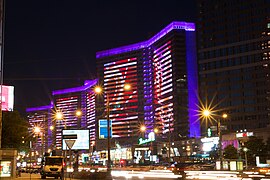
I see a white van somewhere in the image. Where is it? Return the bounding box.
[40,156,64,179]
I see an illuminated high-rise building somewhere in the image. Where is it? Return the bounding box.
[27,79,97,151]
[26,105,53,154]
[51,79,97,149]
[197,0,270,132]
[96,21,199,148]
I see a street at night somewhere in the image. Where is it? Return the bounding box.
[1,0,270,179]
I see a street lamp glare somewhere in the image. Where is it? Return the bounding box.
[124,84,131,91]
[202,109,211,117]
[94,86,102,94]
[222,113,228,119]
[55,111,63,120]
[154,128,158,133]
[50,126,54,130]
[34,126,41,134]
[140,125,146,132]
[75,110,82,117]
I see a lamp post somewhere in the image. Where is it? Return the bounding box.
[34,126,44,158]
[243,147,248,170]
[95,86,112,173]
[94,86,112,177]
[140,125,158,163]
[75,109,82,128]
[140,125,146,136]
[202,109,227,170]
[94,84,130,178]
[74,109,82,172]
[56,111,66,129]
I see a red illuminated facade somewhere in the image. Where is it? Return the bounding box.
[52,80,97,149]
[96,21,199,149]
[27,79,97,151]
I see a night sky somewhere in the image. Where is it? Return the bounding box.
[3,0,196,114]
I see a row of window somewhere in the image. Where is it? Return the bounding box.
[199,42,261,60]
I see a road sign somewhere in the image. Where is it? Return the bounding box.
[65,140,76,149]
[99,119,112,139]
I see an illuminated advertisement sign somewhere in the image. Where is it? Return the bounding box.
[0,161,11,177]
[99,119,112,139]
[62,130,89,150]
[138,132,155,145]
[201,137,219,152]
[1,85,14,111]
[236,132,253,138]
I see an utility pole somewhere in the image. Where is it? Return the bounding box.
[106,94,111,179]
[0,0,5,149]
[218,119,223,170]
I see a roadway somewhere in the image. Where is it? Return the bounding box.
[15,170,270,180]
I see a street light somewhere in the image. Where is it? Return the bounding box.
[34,126,45,157]
[74,109,82,172]
[94,84,131,178]
[202,109,228,170]
[139,125,158,163]
[140,125,146,133]
[75,109,82,129]
[243,147,248,170]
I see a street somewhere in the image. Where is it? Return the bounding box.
[14,170,270,180]
[15,171,182,180]
[16,173,79,180]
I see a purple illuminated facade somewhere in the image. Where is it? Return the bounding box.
[26,104,53,153]
[52,79,97,149]
[26,79,98,151]
[96,21,200,147]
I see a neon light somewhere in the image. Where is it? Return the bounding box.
[26,105,53,112]
[138,132,155,145]
[104,57,137,67]
[186,31,200,137]
[52,79,98,95]
[104,61,137,70]
[97,21,200,138]
[96,21,195,58]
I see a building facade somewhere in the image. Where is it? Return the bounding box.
[27,79,97,152]
[52,79,97,149]
[197,0,270,132]
[96,21,200,149]
[26,105,53,155]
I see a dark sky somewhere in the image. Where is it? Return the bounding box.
[3,0,196,114]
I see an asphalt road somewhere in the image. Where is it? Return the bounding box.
[16,172,182,180]
[16,173,79,180]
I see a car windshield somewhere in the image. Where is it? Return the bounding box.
[45,157,62,166]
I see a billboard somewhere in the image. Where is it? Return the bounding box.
[201,137,219,152]
[99,119,112,139]
[1,85,14,111]
[62,129,89,150]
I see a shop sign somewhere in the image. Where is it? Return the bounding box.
[138,132,155,145]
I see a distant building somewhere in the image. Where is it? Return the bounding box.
[26,105,52,154]
[197,0,270,132]
[27,79,97,152]
[96,21,200,150]
[52,79,97,149]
